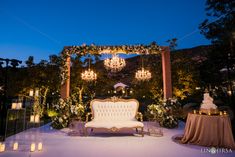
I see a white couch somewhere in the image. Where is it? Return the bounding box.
[85,98,144,136]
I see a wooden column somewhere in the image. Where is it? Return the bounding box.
[161,47,172,99]
[60,56,71,99]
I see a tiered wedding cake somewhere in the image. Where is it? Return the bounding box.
[200,92,218,114]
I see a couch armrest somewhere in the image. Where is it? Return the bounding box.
[136,112,143,122]
[86,112,92,123]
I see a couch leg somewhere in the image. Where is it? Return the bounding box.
[84,128,88,136]
[141,127,144,137]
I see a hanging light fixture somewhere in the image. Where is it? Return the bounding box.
[81,57,97,81]
[104,54,126,72]
[135,56,151,81]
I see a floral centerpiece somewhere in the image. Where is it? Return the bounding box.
[146,98,182,128]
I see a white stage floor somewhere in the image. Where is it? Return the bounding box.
[0,122,234,157]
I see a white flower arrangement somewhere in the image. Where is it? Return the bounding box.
[146,98,182,128]
[51,97,85,129]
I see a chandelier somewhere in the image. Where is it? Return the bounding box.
[135,68,151,81]
[135,56,151,81]
[104,54,126,72]
[81,58,97,81]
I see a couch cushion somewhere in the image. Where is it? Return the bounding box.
[91,100,138,121]
[85,120,144,129]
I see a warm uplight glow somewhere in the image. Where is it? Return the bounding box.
[104,54,126,72]
[135,68,151,81]
[81,69,97,81]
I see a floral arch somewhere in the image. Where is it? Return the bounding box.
[60,42,172,99]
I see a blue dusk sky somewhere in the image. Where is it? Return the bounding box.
[0,0,211,63]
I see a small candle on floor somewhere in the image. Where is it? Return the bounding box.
[199,111,202,115]
[38,142,43,151]
[193,110,196,114]
[13,142,18,151]
[208,112,211,116]
[30,143,36,152]
[0,144,5,152]
[224,111,227,115]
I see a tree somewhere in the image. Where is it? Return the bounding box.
[199,0,235,106]
[166,38,178,51]
[199,0,234,44]
[25,56,35,67]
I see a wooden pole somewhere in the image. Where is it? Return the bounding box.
[161,47,172,99]
[60,56,71,99]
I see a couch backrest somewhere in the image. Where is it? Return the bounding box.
[90,98,139,121]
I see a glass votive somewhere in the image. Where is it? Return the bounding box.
[0,143,5,152]
[224,111,227,115]
[208,112,211,116]
[30,143,36,152]
[199,111,202,115]
[13,142,18,151]
[193,110,197,114]
[38,142,43,151]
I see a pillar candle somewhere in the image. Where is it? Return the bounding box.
[35,89,39,97]
[29,90,34,97]
[35,115,40,123]
[220,111,223,116]
[30,143,35,152]
[38,142,43,151]
[0,144,5,152]
[13,142,18,151]
[11,103,17,109]
[30,115,35,122]
[193,110,196,114]
[17,103,22,109]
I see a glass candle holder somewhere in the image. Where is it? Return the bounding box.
[0,143,5,152]
[30,143,36,152]
[38,142,43,151]
[13,142,18,151]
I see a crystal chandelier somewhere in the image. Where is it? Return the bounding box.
[135,56,151,81]
[81,58,97,81]
[104,54,126,72]
[135,68,151,81]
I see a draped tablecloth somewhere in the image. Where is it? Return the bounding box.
[181,113,235,149]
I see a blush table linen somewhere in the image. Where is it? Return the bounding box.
[181,113,235,149]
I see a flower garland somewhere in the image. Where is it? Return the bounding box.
[146,98,182,128]
[62,42,161,56]
[60,52,70,85]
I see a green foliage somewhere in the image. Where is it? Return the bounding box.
[47,109,58,117]
[199,0,234,44]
